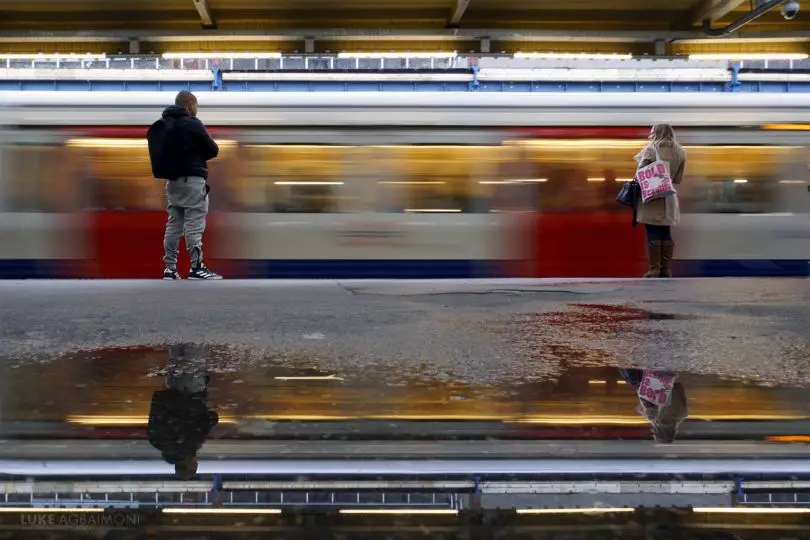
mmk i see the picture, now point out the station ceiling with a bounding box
[0,0,809,56]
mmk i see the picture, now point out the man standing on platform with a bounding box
[148,90,222,280]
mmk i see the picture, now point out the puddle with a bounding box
[0,342,809,442]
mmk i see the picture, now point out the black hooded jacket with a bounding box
[147,388,219,465]
[147,105,219,180]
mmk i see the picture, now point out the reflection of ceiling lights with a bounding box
[274,375,344,381]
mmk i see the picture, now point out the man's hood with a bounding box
[162,105,189,119]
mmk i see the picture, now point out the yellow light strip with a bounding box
[162,52,282,59]
[615,178,634,182]
[587,177,606,182]
[163,508,282,514]
[588,380,607,385]
[734,178,749,183]
[763,124,810,131]
[517,508,635,514]
[67,415,237,425]
[66,413,809,426]
[66,138,237,148]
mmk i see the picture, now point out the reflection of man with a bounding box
[148,344,219,479]
[620,368,688,443]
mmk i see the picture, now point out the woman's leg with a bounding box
[659,226,674,278]
[643,225,662,278]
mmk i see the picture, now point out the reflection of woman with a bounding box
[620,368,689,443]
[634,124,687,278]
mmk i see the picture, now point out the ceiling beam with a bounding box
[447,0,471,27]
[687,0,746,24]
[192,0,216,28]
[2,28,810,43]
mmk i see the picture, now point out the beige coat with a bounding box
[634,142,686,227]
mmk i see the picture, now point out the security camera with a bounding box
[782,0,800,20]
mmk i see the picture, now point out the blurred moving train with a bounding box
[0,91,809,279]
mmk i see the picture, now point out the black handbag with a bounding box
[616,180,639,207]
[616,180,641,228]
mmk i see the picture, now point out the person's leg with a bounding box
[183,178,222,279]
[643,224,662,278]
[659,226,674,278]
[163,182,184,279]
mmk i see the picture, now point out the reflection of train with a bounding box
[0,91,809,278]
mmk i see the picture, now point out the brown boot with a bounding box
[643,242,662,278]
[659,240,674,278]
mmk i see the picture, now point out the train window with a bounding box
[234,145,355,213]
[372,146,500,214]
[1,145,78,212]
[65,139,236,212]
[678,146,795,213]
[515,139,647,212]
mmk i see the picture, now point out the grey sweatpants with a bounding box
[164,176,209,269]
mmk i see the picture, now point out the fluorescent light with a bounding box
[587,177,606,182]
[339,509,458,515]
[338,52,457,59]
[162,52,282,59]
[273,181,344,186]
[66,138,236,149]
[779,180,806,184]
[274,375,344,381]
[689,53,809,61]
[403,208,462,213]
[0,53,106,61]
[163,508,282,515]
[733,178,748,183]
[615,178,634,182]
[378,181,446,185]
[517,508,635,514]
[588,380,607,385]
[514,52,632,60]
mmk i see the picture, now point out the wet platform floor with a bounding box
[0,279,809,447]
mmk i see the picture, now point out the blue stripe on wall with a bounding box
[239,260,500,279]
[0,260,74,279]
[674,259,809,277]
[1,259,807,279]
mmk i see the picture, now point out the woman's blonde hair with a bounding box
[651,123,677,144]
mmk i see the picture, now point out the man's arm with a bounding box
[191,118,219,161]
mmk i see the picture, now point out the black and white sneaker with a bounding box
[163,268,181,280]
[189,264,223,280]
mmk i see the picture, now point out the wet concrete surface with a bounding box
[0,279,808,445]
[0,278,808,385]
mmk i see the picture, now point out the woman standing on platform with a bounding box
[634,124,687,278]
